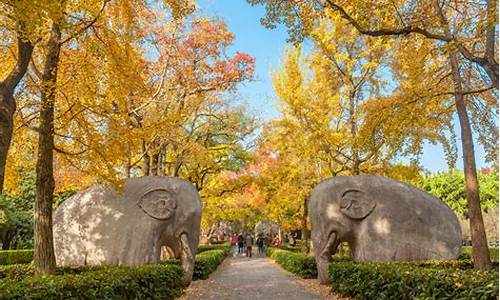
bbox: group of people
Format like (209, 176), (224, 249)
(230, 232), (274, 257)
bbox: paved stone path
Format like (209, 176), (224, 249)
(179, 247), (343, 300)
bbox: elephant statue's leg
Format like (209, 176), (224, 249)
(180, 233), (194, 285)
(316, 232), (338, 284)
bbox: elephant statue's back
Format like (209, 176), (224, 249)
(309, 175), (463, 283)
(53, 176), (202, 284)
(352, 176), (462, 260)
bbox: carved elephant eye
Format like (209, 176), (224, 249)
(339, 189), (376, 220)
(138, 189), (177, 220)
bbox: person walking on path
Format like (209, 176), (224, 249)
(244, 232), (254, 257)
(231, 233), (238, 246)
(263, 234), (271, 252)
(256, 235), (264, 253)
(237, 233), (244, 254)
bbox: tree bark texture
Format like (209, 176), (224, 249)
(449, 52), (492, 271)
(158, 145), (166, 176)
(301, 197), (310, 253)
(151, 152), (159, 176)
(34, 24), (61, 275)
(142, 141), (150, 176)
(0, 34), (34, 193)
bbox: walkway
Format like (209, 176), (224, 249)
(180, 247), (343, 300)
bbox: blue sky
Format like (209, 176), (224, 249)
(197, 0), (489, 173)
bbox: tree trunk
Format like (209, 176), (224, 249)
(151, 152), (159, 176)
(484, 0), (498, 87)
(170, 157), (182, 177)
(0, 33), (34, 193)
(126, 157), (131, 178)
(348, 91), (360, 175)
(142, 141), (150, 176)
(301, 197), (310, 253)
(449, 52), (492, 271)
(434, 1), (492, 270)
(1, 229), (15, 250)
(34, 24), (61, 275)
(278, 226), (284, 244)
(158, 145), (166, 176)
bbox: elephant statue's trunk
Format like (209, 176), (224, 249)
(316, 231), (339, 284)
(179, 232), (195, 285)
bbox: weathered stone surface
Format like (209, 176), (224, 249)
(53, 176), (202, 284)
(310, 175), (462, 284)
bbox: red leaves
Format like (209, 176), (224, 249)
(213, 52), (256, 83)
(183, 19), (234, 55)
(148, 17), (255, 92)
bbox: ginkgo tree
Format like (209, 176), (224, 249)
(263, 37), (430, 251)
(0, 0), (59, 193)
(249, 0), (498, 271)
(49, 15), (255, 185)
(5, 0), (257, 274)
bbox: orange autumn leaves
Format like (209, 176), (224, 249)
(4, 3), (256, 194)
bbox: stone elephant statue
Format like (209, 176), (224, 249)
(309, 175), (462, 284)
(53, 176), (202, 284)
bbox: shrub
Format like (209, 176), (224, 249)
(0, 264), (32, 281)
(0, 264), (124, 282)
(328, 260), (499, 300)
(0, 250), (33, 265)
(192, 248), (229, 280)
(197, 243), (231, 254)
(277, 245), (301, 252)
(209, 240), (227, 245)
(0, 243), (232, 283)
(0, 264), (184, 299)
(266, 248), (317, 279)
(459, 246), (499, 262)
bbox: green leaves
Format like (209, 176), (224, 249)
(328, 260), (499, 300)
(0, 250), (33, 265)
(267, 248), (317, 279)
(193, 245), (231, 280)
(0, 170), (35, 250)
(417, 170), (499, 216)
(0, 264), (185, 299)
(267, 247), (499, 299)
(196, 243), (231, 254)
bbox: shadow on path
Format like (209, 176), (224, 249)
(180, 247), (342, 300)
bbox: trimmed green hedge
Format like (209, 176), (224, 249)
(208, 240), (227, 245)
(196, 243), (231, 254)
(329, 260), (499, 300)
(0, 250), (33, 265)
(0, 263), (184, 299)
(0, 246), (232, 298)
(459, 246), (499, 262)
(193, 247), (230, 280)
(266, 248), (317, 279)
(0, 244), (232, 284)
(277, 245), (301, 252)
(266, 248), (498, 299)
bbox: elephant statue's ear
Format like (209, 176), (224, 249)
(138, 189), (177, 220)
(339, 189), (376, 220)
